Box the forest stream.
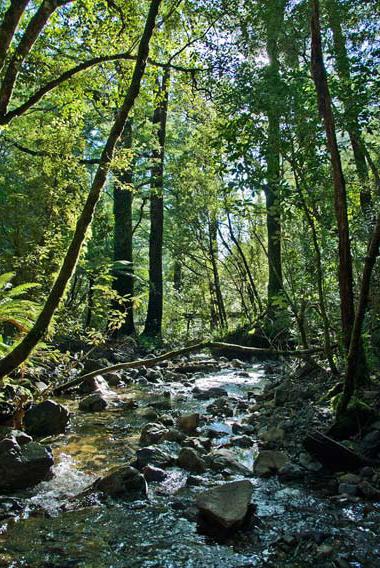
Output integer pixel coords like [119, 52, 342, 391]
[1, 357, 379, 568]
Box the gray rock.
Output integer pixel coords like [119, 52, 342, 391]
[0, 427, 32, 445]
[79, 393, 108, 412]
[104, 371, 123, 386]
[139, 423, 169, 446]
[79, 374, 112, 395]
[278, 463, 305, 481]
[92, 466, 147, 499]
[135, 446, 173, 469]
[164, 428, 186, 443]
[260, 427, 285, 443]
[196, 480, 253, 529]
[178, 447, 206, 473]
[0, 438, 54, 492]
[207, 397, 234, 417]
[253, 450, 289, 476]
[338, 483, 358, 496]
[143, 465, 168, 482]
[177, 413, 200, 434]
[24, 400, 70, 437]
[232, 422, 255, 435]
[193, 386, 228, 400]
[207, 449, 251, 476]
[145, 369, 163, 383]
[230, 435, 253, 448]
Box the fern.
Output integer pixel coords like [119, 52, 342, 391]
[0, 273, 40, 348]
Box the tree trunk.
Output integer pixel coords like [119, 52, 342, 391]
[264, 0, 286, 307]
[310, 0, 354, 351]
[326, 0, 372, 214]
[0, 0, 162, 379]
[0, 0, 31, 72]
[143, 69, 170, 338]
[112, 120, 136, 336]
[338, 214, 380, 414]
[208, 216, 227, 328]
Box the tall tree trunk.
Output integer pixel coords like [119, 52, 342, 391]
[112, 120, 136, 336]
[326, 0, 371, 214]
[264, 0, 286, 307]
[0, 0, 162, 379]
[208, 216, 227, 328]
[338, 214, 380, 415]
[310, 0, 355, 352]
[143, 69, 170, 338]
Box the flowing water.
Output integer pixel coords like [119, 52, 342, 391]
[0, 362, 379, 567]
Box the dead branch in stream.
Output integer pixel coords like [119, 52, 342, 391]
[52, 341, 333, 395]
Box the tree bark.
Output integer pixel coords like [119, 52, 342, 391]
[326, 0, 372, 214]
[264, 0, 286, 307]
[338, 214, 380, 414]
[0, 0, 74, 116]
[0, 0, 31, 73]
[143, 69, 170, 338]
[310, 0, 355, 352]
[112, 120, 136, 336]
[208, 216, 227, 328]
[0, 0, 162, 379]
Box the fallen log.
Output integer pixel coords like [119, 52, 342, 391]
[303, 430, 371, 472]
[51, 341, 331, 395]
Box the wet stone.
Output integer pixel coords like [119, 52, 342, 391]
[143, 464, 168, 482]
[139, 423, 169, 446]
[230, 435, 254, 448]
[79, 393, 108, 413]
[178, 447, 207, 473]
[0, 438, 54, 492]
[253, 450, 289, 477]
[193, 387, 228, 400]
[92, 466, 147, 499]
[196, 480, 253, 529]
[177, 413, 200, 434]
[135, 445, 173, 469]
[79, 375, 111, 395]
[24, 400, 70, 437]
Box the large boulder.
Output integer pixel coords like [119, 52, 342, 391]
[253, 450, 289, 476]
[196, 480, 253, 529]
[0, 438, 54, 492]
[79, 393, 108, 412]
[24, 400, 70, 437]
[92, 466, 147, 499]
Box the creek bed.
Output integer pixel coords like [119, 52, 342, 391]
[0, 362, 379, 567]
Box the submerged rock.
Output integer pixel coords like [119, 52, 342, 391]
[24, 400, 70, 437]
[92, 466, 147, 499]
[0, 438, 54, 492]
[196, 480, 253, 529]
[177, 413, 200, 434]
[178, 447, 206, 473]
[79, 393, 108, 412]
[253, 450, 289, 476]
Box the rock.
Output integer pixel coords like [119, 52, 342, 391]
[207, 397, 234, 417]
[274, 383, 291, 406]
[24, 400, 70, 437]
[92, 466, 147, 499]
[253, 450, 289, 476]
[104, 371, 123, 386]
[232, 422, 255, 435]
[79, 393, 108, 412]
[196, 480, 253, 529]
[193, 386, 228, 400]
[338, 483, 358, 496]
[143, 465, 168, 482]
[0, 496, 24, 521]
[0, 427, 32, 445]
[278, 463, 305, 481]
[317, 544, 334, 558]
[260, 427, 285, 444]
[135, 446, 173, 469]
[164, 428, 186, 443]
[358, 480, 380, 499]
[230, 359, 244, 369]
[298, 452, 323, 472]
[0, 438, 54, 492]
[160, 414, 175, 427]
[177, 413, 200, 434]
[145, 369, 163, 383]
[139, 423, 169, 446]
[183, 437, 210, 453]
[139, 407, 159, 420]
[360, 430, 380, 457]
[339, 473, 361, 484]
[79, 374, 111, 395]
[230, 435, 253, 448]
[82, 358, 103, 374]
[207, 449, 251, 476]
[178, 447, 206, 473]
[150, 396, 172, 411]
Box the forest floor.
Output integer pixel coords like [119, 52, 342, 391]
[0, 344, 380, 567]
